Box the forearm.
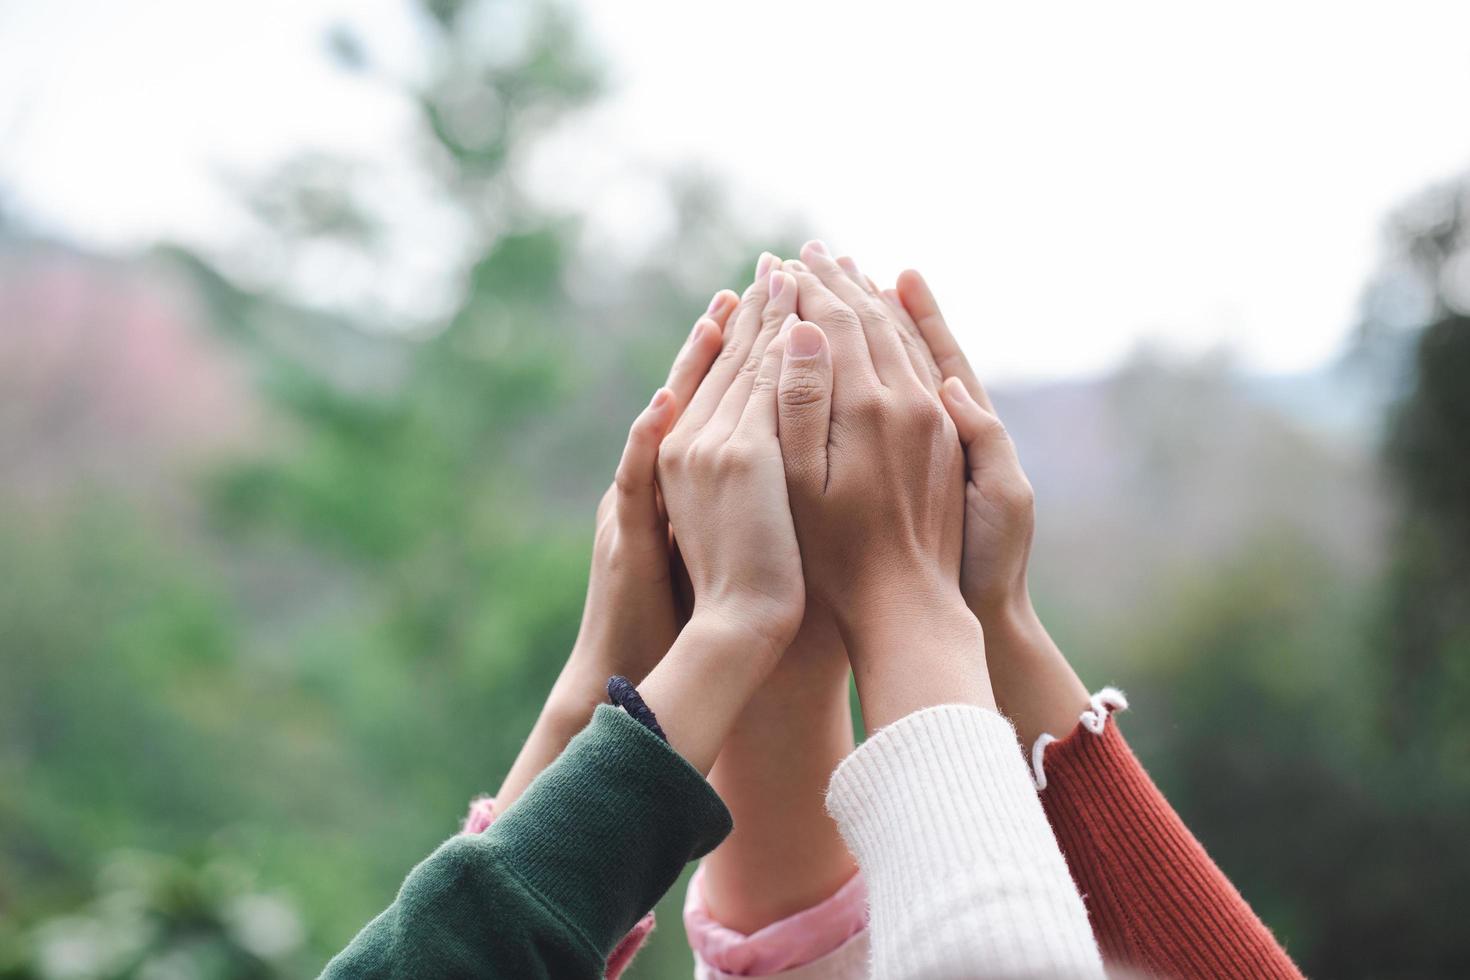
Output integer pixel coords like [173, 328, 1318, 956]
[325, 707, 731, 979]
[700, 612, 858, 933]
[638, 611, 784, 775]
[494, 655, 607, 814]
[1038, 699, 1304, 979]
[826, 704, 1103, 980]
[979, 597, 1091, 750]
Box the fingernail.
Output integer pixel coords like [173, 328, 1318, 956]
[768, 270, 786, 300]
[688, 318, 708, 344]
[756, 252, 776, 278]
[787, 322, 823, 358]
[837, 255, 862, 279]
[943, 377, 973, 405]
[706, 292, 727, 315]
[650, 388, 671, 410]
[779, 313, 798, 337]
[805, 240, 830, 257]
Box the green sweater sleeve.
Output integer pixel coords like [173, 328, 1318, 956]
[321, 705, 732, 979]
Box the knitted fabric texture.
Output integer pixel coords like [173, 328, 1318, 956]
[322, 705, 730, 979]
[826, 704, 1105, 979]
[1037, 695, 1304, 979]
[461, 795, 657, 979]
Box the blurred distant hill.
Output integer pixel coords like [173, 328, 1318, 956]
[997, 355, 1388, 659]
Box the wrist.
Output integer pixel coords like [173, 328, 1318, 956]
[841, 580, 972, 656]
[548, 654, 613, 721]
[974, 591, 1045, 653]
[843, 593, 995, 732]
[966, 596, 1092, 749]
[637, 613, 783, 774]
[689, 597, 800, 671]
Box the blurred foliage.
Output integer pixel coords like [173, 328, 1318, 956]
[1, 1, 1467, 978]
[1110, 179, 1470, 978]
[0, 851, 306, 979]
[0, 2, 786, 977]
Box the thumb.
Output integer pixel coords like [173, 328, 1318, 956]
[940, 376, 1012, 482]
[777, 321, 832, 498]
[614, 387, 676, 532]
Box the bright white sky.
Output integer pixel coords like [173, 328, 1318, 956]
[3, 0, 1469, 381]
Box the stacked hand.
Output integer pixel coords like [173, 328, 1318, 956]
[505, 239, 1088, 805]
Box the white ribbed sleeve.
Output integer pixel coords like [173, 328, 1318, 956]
[826, 705, 1104, 980]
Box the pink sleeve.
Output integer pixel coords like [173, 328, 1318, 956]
[683, 864, 869, 979]
[462, 796, 657, 980]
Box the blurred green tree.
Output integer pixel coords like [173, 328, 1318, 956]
[174, 2, 793, 974]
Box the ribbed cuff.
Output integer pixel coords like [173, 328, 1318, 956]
[490, 704, 732, 956]
[827, 704, 1103, 979]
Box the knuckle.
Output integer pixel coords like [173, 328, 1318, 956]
[736, 350, 763, 382]
[688, 435, 723, 471]
[613, 462, 639, 496]
[718, 442, 757, 474]
[657, 438, 686, 473]
[715, 340, 744, 366]
[1001, 477, 1036, 518]
[750, 369, 780, 398]
[824, 305, 862, 333]
[974, 409, 1009, 442]
[853, 390, 888, 423]
[852, 295, 886, 324]
[905, 395, 947, 436]
[780, 372, 828, 408]
[801, 296, 857, 333]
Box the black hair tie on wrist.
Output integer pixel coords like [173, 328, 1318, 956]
[606, 675, 668, 743]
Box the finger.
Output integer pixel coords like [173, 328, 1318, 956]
[776, 321, 833, 500]
[801, 240, 915, 389]
[664, 298, 733, 417]
[680, 252, 781, 431]
[880, 287, 943, 392]
[836, 256, 925, 383]
[614, 387, 678, 531]
[782, 258, 877, 389]
[939, 377, 1015, 482]
[736, 314, 791, 438]
[705, 267, 796, 441]
[897, 269, 995, 413]
[836, 255, 878, 296]
[833, 255, 931, 386]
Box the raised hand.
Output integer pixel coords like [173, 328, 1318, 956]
[493, 289, 734, 811]
[776, 242, 992, 731]
[637, 259, 807, 772]
[895, 268, 1089, 748]
[698, 256, 859, 936]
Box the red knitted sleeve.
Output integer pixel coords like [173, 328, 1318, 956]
[1036, 698, 1303, 980]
